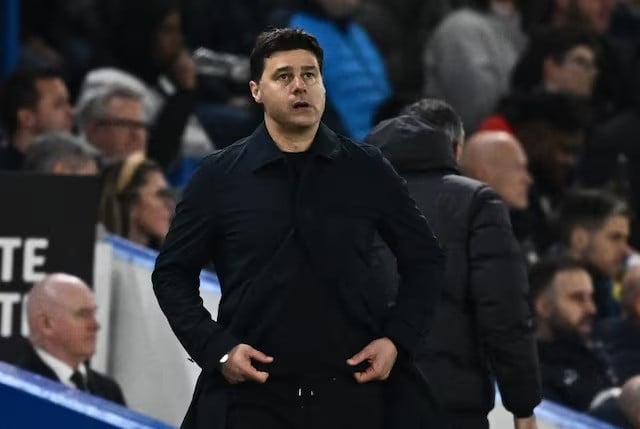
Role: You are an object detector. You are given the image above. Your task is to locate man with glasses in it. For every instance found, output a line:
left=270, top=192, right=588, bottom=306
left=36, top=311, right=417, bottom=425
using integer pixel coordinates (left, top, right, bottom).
left=77, top=85, right=149, bottom=164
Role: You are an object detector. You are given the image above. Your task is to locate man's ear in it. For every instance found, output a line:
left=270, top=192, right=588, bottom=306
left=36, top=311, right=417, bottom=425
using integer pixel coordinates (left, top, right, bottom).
left=17, top=108, right=36, bottom=130
left=570, top=227, right=590, bottom=255
left=535, top=294, right=551, bottom=319
left=249, top=81, right=262, bottom=104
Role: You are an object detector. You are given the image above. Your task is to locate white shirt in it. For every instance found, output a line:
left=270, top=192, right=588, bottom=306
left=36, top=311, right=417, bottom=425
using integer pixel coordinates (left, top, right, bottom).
left=34, top=347, right=87, bottom=390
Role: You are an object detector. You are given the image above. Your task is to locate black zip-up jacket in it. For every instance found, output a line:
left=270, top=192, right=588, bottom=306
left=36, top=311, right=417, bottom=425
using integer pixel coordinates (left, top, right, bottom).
left=366, top=115, right=541, bottom=419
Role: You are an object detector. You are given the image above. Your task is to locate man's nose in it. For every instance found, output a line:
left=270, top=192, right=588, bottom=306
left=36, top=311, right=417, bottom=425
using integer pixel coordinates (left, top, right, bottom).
left=291, top=76, right=306, bottom=92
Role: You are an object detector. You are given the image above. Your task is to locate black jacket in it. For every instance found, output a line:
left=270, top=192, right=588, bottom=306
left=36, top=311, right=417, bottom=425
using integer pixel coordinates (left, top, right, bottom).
left=8, top=338, right=126, bottom=406
left=366, top=115, right=541, bottom=419
left=538, top=334, right=618, bottom=411
left=152, top=123, right=446, bottom=429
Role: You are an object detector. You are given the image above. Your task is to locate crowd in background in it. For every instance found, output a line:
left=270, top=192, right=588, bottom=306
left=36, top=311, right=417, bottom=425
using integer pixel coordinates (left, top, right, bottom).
left=1, top=0, right=640, bottom=426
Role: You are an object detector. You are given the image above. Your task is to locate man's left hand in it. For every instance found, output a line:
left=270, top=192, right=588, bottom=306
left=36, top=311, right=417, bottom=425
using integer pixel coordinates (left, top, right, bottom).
left=347, top=337, right=398, bottom=383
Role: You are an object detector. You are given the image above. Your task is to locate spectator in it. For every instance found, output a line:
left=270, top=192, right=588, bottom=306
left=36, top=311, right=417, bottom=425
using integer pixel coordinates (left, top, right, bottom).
left=79, top=0, right=213, bottom=176
left=531, top=257, right=619, bottom=411
left=511, top=26, right=600, bottom=98
left=20, top=273, right=126, bottom=404
left=546, top=0, right=635, bottom=119
left=598, top=265, right=640, bottom=383
left=273, top=0, right=392, bottom=140
left=76, top=85, right=148, bottom=164
left=23, top=132, right=99, bottom=175
left=423, top=0, right=527, bottom=133
left=0, top=68, right=72, bottom=170
left=557, top=189, right=631, bottom=318
left=481, top=92, right=591, bottom=255
left=590, top=375, right=640, bottom=428
left=460, top=130, right=532, bottom=210
left=98, top=152, right=175, bottom=249
left=366, top=99, right=541, bottom=429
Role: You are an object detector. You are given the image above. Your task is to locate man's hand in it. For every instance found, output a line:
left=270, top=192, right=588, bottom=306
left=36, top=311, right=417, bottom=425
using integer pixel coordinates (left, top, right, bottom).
left=220, top=344, right=273, bottom=384
left=171, top=49, right=197, bottom=90
left=514, top=415, right=537, bottom=429
left=347, top=337, right=398, bottom=383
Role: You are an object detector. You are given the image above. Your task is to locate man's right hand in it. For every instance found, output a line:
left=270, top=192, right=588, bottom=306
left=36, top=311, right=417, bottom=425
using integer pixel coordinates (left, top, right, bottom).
left=220, top=344, right=273, bottom=384
left=514, top=415, right=537, bottom=429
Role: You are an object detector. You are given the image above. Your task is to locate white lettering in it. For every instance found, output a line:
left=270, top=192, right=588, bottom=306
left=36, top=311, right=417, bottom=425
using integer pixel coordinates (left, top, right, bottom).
left=23, top=238, right=48, bottom=282
left=0, top=293, right=21, bottom=336
left=0, top=238, right=21, bottom=282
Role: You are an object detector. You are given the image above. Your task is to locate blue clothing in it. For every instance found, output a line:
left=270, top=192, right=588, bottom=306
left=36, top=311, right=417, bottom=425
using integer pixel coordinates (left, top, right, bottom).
left=289, top=12, right=391, bottom=141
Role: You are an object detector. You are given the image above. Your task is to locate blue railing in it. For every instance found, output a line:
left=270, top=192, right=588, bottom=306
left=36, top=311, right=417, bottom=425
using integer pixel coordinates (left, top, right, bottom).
left=0, top=361, right=175, bottom=428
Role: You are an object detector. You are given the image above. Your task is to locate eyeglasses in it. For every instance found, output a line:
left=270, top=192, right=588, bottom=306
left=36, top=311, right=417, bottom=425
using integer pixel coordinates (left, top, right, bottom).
left=565, top=55, right=597, bottom=72
left=95, top=118, right=149, bottom=130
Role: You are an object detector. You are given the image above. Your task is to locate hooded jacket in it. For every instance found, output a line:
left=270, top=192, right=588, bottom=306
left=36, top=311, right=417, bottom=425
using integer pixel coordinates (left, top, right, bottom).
left=366, top=115, right=541, bottom=419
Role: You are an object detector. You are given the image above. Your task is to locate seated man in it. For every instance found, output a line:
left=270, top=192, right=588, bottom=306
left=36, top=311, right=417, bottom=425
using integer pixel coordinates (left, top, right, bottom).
left=530, top=258, right=619, bottom=411
left=598, top=265, right=640, bottom=384
left=23, top=132, right=99, bottom=175
left=19, top=273, right=125, bottom=405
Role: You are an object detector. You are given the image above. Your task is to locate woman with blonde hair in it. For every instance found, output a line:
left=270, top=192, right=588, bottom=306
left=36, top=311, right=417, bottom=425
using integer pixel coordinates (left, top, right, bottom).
left=99, top=152, right=176, bottom=249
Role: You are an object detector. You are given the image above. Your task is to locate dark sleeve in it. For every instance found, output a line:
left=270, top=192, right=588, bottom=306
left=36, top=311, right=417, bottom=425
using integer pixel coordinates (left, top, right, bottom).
left=468, top=187, right=542, bottom=417
left=147, top=89, right=196, bottom=170
left=375, top=156, right=445, bottom=356
left=152, top=156, right=240, bottom=372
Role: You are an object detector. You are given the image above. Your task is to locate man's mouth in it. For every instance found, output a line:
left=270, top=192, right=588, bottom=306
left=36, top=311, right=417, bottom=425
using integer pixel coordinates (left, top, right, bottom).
left=292, top=101, right=311, bottom=109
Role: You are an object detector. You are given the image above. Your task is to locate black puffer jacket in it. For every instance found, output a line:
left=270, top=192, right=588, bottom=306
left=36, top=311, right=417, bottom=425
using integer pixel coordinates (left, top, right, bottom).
left=366, top=115, right=541, bottom=419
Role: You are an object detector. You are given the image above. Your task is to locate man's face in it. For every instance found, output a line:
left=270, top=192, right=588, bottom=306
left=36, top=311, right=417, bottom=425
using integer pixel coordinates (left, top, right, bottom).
left=250, top=49, right=326, bottom=132
left=546, top=269, right=597, bottom=337
left=88, top=97, right=148, bottom=161
left=154, top=11, right=184, bottom=65
left=583, top=214, right=630, bottom=277
left=548, top=45, right=598, bottom=97
left=32, top=78, right=72, bottom=134
left=47, top=284, right=100, bottom=363
left=488, top=141, right=532, bottom=210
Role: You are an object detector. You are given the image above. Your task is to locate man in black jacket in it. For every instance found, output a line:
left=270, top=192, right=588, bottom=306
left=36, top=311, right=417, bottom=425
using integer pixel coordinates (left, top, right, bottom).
left=152, top=28, right=445, bottom=429
left=365, top=99, right=541, bottom=429
left=20, top=273, right=125, bottom=405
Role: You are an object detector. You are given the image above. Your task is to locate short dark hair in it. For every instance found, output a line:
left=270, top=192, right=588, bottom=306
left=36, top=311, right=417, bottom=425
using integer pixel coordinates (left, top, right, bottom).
left=558, top=189, right=630, bottom=245
left=0, top=68, right=64, bottom=136
left=249, top=28, right=324, bottom=82
left=24, top=132, right=98, bottom=173
left=529, top=257, right=589, bottom=303
left=512, top=26, right=599, bottom=92
left=401, top=98, right=465, bottom=148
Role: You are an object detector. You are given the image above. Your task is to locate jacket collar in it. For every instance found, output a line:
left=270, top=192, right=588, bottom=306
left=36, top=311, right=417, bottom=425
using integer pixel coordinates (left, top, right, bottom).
left=246, top=122, right=340, bottom=171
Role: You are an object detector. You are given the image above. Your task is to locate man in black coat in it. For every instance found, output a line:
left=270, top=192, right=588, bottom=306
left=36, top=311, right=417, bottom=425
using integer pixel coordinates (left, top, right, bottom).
left=18, top=273, right=125, bottom=405
left=152, top=28, right=445, bottom=429
left=365, top=99, right=541, bottom=429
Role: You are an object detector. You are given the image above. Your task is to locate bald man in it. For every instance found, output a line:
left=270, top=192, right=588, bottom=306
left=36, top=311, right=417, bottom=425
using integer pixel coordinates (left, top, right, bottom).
left=19, top=273, right=125, bottom=404
left=460, top=131, right=532, bottom=210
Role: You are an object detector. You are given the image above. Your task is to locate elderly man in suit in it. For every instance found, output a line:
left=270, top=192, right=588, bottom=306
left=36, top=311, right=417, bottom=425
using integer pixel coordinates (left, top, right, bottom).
left=20, top=273, right=126, bottom=405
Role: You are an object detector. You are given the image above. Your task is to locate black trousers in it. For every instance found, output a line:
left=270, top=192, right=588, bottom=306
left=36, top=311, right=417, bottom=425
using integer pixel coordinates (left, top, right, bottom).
left=226, top=375, right=384, bottom=429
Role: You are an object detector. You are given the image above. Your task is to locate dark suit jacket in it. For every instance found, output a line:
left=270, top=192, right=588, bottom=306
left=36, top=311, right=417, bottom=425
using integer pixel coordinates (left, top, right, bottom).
left=153, top=122, right=446, bottom=429
left=5, top=338, right=126, bottom=406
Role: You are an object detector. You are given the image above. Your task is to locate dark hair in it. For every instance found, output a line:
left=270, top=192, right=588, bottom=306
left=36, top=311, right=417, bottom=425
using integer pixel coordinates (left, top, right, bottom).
left=529, top=257, right=588, bottom=302
left=24, top=132, right=98, bottom=174
left=98, top=154, right=163, bottom=239
left=512, top=26, right=599, bottom=92
left=401, top=98, right=465, bottom=147
left=249, top=28, right=324, bottom=82
left=0, top=68, right=64, bottom=136
left=558, top=189, right=630, bottom=245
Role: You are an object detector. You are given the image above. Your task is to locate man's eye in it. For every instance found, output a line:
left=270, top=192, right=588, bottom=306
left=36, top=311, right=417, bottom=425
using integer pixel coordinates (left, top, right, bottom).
left=278, top=74, right=290, bottom=80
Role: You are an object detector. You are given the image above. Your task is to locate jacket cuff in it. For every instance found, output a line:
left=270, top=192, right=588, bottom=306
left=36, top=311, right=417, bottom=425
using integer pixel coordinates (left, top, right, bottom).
left=200, top=330, right=241, bottom=372
left=384, top=318, right=422, bottom=356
